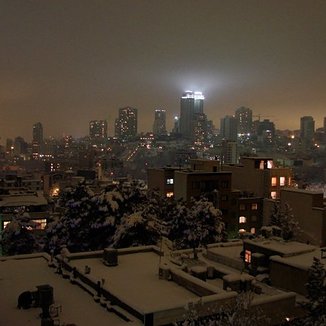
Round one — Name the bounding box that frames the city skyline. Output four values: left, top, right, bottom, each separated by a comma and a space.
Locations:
1, 1, 326, 141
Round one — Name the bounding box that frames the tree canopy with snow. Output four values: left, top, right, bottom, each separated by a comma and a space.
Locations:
300, 257, 326, 325
1, 212, 38, 255
178, 291, 270, 326
268, 202, 300, 241
46, 181, 151, 252
170, 197, 225, 258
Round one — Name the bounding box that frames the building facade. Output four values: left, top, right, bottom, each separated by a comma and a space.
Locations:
222, 157, 292, 199
235, 106, 253, 136
153, 109, 167, 136
220, 116, 237, 141
89, 120, 108, 143
179, 91, 204, 140
115, 107, 138, 141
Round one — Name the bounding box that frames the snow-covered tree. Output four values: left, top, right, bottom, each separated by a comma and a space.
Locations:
112, 212, 159, 248
46, 181, 153, 253
301, 257, 326, 325
177, 292, 270, 326
268, 202, 300, 241
1, 213, 38, 255
170, 197, 225, 259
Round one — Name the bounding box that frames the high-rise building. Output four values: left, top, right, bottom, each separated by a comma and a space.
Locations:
220, 116, 237, 141
257, 119, 275, 145
235, 107, 253, 135
153, 109, 166, 136
33, 122, 43, 145
32, 122, 43, 157
221, 140, 238, 164
193, 113, 208, 145
115, 107, 138, 141
89, 120, 108, 143
180, 91, 204, 139
300, 116, 315, 146
172, 116, 180, 134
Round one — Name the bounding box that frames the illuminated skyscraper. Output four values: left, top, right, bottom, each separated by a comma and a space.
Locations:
180, 91, 204, 140
115, 107, 138, 141
89, 120, 108, 142
235, 106, 253, 135
153, 109, 166, 136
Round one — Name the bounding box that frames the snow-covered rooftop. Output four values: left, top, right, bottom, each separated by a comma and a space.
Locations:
244, 238, 316, 257
0, 194, 48, 207
270, 248, 326, 271
0, 254, 136, 326
70, 251, 198, 312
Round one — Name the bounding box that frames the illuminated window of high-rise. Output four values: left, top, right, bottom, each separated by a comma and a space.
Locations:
271, 177, 277, 186
271, 191, 277, 199
166, 192, 174, 198
250, 228, 256, 234
251, 203, 258, 210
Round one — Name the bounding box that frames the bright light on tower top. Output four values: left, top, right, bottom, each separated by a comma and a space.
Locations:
182, 90, 205, 100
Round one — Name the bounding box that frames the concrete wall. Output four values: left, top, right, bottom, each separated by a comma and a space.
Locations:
269, 259, 308, 295
280, 188, 326, 246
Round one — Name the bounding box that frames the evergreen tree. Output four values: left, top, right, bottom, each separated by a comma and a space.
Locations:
1, 213, 37, 255
268, 202, 300, 240
302, 257, 326, 325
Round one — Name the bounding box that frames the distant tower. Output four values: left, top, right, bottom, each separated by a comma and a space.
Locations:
300, 116, 315, 146
172, 116, 180, 134
180, 91, 204, 140
153, 109, 166, 136
220, 116, 237, 141
257, 119, 275, 145
32, 122, 43, 157
115, 107, 138, 141
235, 106, 253, 135
89, 120, 108, 143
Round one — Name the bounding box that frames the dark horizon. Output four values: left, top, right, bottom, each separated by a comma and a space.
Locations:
1, 0, 326, 142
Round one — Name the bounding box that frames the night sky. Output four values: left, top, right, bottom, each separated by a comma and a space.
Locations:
1, 0, 326, 142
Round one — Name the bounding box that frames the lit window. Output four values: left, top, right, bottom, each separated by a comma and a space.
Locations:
166, 178, 174, 185
166, 192, 174, 198
32, 219, 47, 230
239, 216, 246, 224
267, 160, 273, 169
271, 177, 277, 186
250, 228, 256, 234
280, 177, 285, 186
251, 203, 258, 210
239, 228, 246, 233
245, 250, 251, 263
3, 221, 10, 229
271, 191, 277, 199
259, 160, 264, 169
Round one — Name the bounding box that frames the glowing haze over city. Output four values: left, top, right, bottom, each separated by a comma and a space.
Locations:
1, 0, 326, 141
